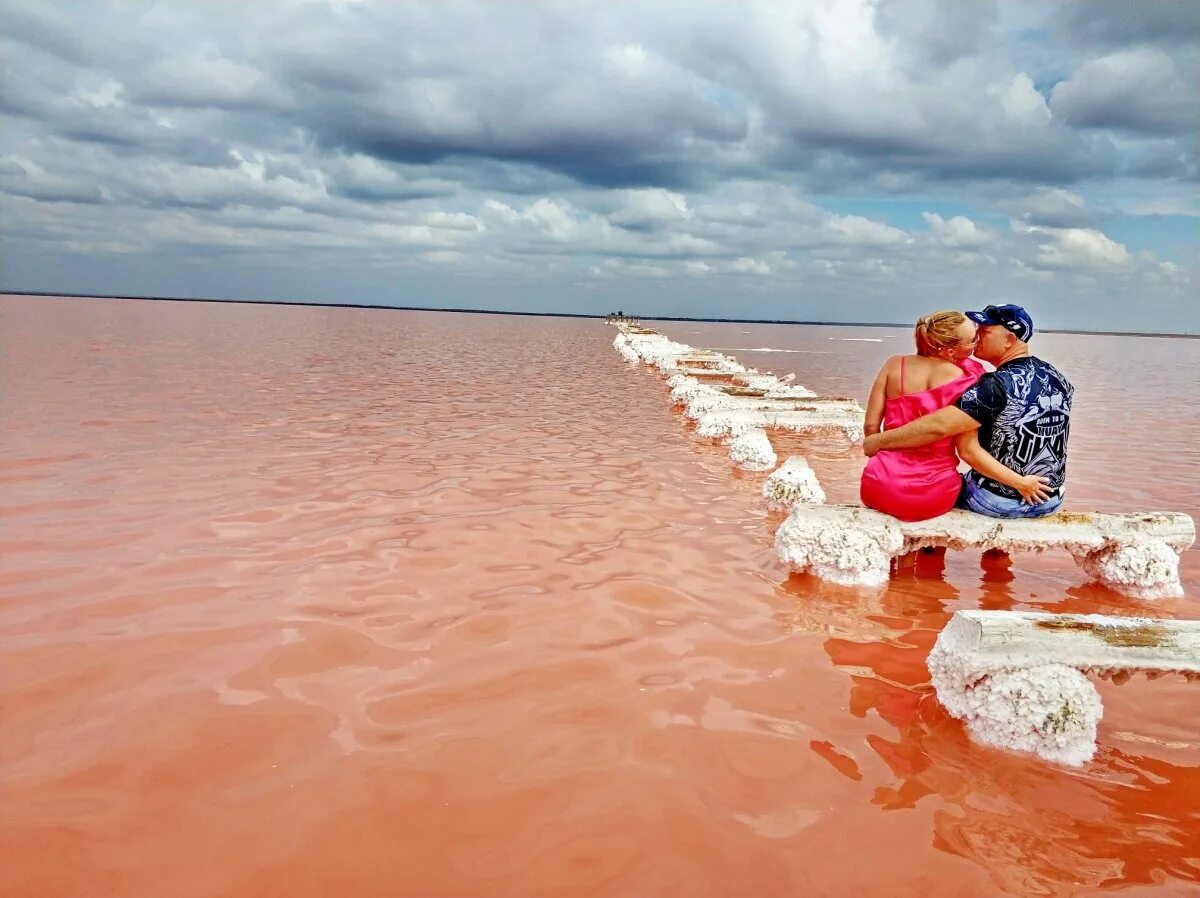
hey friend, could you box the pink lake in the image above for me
[2,295,1197,897]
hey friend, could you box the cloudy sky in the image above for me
[2,1,1197,332]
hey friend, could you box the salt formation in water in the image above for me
[775,505,903,586]
[774,505,1195,598]
[696,408,865,443]
[738,374,792,391]
[762,385,819,399]
[762,457,826,510]
[729,428,776,471]
[614,323,867,482]
[684,389,744,419]
[696,409,764,439]
[1076,536,1186,600]
[928,610,1200,765]
[612,333,641,365]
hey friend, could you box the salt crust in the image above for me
[1076,537,1184,600]
[763,457,826,510]
[696,409,765,439]
[775,505,903,586]
[694,407,865,443]
[728,428,777,471]
[669,378,704,404]
[684,389,744,419]
[774,505,1195,598]
[928,610,1200,765]
[622,335,697,369]
[763,386,818,399]
[738,374,791,391]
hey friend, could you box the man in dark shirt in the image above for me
[863,304,1072,519]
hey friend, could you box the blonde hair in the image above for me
[914,310,968,357]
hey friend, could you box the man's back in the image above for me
[956,357,1073,500]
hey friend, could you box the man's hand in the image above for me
[863,433,883,457]
[1014,474,1052,504]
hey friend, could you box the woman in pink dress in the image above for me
[860,311,1047,521]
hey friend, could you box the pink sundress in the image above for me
[860,357,985,521]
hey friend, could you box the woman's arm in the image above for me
[868,360,897,439]
[954,430,1051,504]
[863,359,892,437]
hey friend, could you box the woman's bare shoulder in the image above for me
[928,357,967,385]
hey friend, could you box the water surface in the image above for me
[2,296,1197,897]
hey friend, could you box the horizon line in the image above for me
[3,289,1196,340]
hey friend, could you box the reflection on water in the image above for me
[1,296,1196,897]
[783,563,1200,896]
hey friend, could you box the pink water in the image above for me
[2,295,1197,897]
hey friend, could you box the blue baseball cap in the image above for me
[966,304,1034,342]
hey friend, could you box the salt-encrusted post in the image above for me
[762,457,826,510]
[774,505,1194,598]
[928,610,1200,766]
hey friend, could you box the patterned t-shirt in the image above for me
[955,356,1073,500]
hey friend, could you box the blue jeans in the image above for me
[957,475,1063,519]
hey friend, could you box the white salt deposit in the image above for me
[696,410,765,439]
[927,610,1200,765]
[762,458,826,510]
[728,428,776,471]
[775,505,903,586]
[696,408,865,443]
[774,505,1195,598]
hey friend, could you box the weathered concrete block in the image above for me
[694,408,865,443]
[774,505,1195,598]
[929,610,1200,765]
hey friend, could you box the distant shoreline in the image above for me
[4,290,1195,339]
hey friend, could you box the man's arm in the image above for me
[862,406,978,457]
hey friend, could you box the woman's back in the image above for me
[861,355,984,521]
[881,354,966,400]
[860,310,983,522]
[881,355,983,440]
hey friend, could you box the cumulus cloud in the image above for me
[1011,188,1096,229]
[922,212,994,249]
[606,189,691,231]
[1022,225,1134,272]
[0,0,1196,331]
[1051,49,1197,136]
